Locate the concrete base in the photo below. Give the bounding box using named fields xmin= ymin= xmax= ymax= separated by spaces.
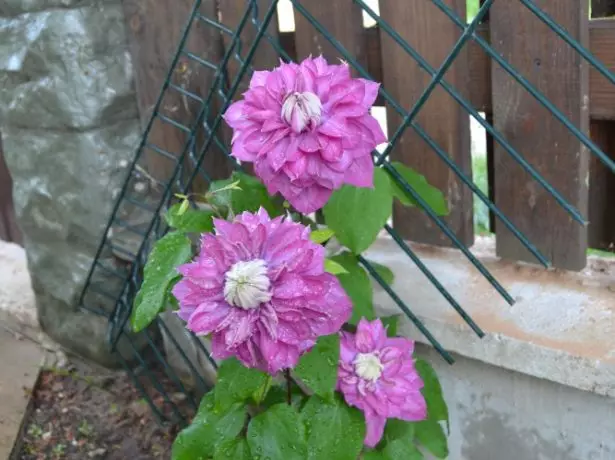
xmin=419 ymin=344 xmax=615 ymax=460
xmin=0 ymin=326 xmax=42 ymax=460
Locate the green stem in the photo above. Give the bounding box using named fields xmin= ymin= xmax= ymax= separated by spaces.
xmin=284 ymin=369 xmax=292 ymax=405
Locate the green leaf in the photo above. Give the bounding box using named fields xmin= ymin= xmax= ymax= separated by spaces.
xmin=330 ymin=252 xmax=375 ymax=324
xmin=166 ymin=203 xmax=215 ymax=233
xmin=301 ymin=396 xmax=366 ymax=460
xmin=310 ymin=227 xmax=335 ymax=244
xmin=380 ymin=316 xmax=400 ymax=337
xmin=324 ymin=258 xmax=348 ymax=275
xmin=247 ymin=403 xmax=307 ymax=460
xmin=390 ymin=162 xmax=448 ymax=216
xmin=209 ymin=172 xmax=283 ymax=217
xmin=384 ymin=418 xmax=415 ymax=442
xmin=213 ymin=438 xmax=251 ymax=460
xmin=382 ymin=439 xmax=424 ymax=460
xmin=414 ymin=420 xmax=448 ymax=459
xmin=261 ymin=384 xmax=307 ymax=410
xmin=215 ymin=358 xmax=271 ymax=410
xmin=178 ymin=199 xmax=189 ymax=215
xmin=294 ymin=334 xmax=339 ymax=400
xmin=368 ymin=260 xmax=395 ymax=285
xmin=364 ymin=420 xmax=423 ymax=460
xmin=172 ymin=393 xmax=247 ymax=460
xmin=415 ymin=359 xmax=448 ymax=426
xmin=131 ymin=232 xmax=192 ymax=332
xmin=323 ymin=168 xmax=393 ymax=254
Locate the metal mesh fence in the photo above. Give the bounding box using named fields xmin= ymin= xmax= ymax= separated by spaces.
xmin=78 ymin=0 xmax=615 ymax=424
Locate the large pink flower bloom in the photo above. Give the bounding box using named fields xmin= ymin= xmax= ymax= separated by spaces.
xmin=172 ymin=208 xmax=352 ymax=374
xmin=223 ymin=56 xmax=387 ymax=213
xmin=338 ymin=318 xmax=427 ymax=447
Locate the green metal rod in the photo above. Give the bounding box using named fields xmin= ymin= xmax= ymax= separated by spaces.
xmin=359 ymin=256 xmax=455 ymax=364
xmin=431 ymin=0 xmax=615 ymax=175
xmin=357 ymin=0 xmax=583 ymax=230
xmin=374 ymin=0 xmax=493 ymax=166
xmin=291 ymin=0 xmax=514 ymax=305
xmin=383 ymin=224 xmax=485 ymax=338
xmin=520 ymin=0 xmax=615 ymax=87
xmin=77 ymin=0 xmax=206 ymax=307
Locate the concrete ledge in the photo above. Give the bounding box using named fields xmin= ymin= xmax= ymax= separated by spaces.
xmin=365 ymin=236 xmax=615 ymax=398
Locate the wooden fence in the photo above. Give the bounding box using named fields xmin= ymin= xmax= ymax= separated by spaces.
xmin=4 ymin=0 xmax=611 ymax=271
xmin=121 ymin=0 xmax=615 ymax=272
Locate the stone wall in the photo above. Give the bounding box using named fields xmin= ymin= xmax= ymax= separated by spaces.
xmin=0 ymin=0 xmax=140 ymax=365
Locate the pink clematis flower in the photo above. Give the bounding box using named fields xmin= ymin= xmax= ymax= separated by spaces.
xmin=223 ymin=56 xmax=387 ymax=213
xmin=172 ymin=208 xmax=352 ymax=374
xmin=337 ymin=318 xmax=427 ymax=447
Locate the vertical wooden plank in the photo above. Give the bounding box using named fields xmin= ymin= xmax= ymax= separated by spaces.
xmin=588 ymin=2 xmax=615 ymax=251
xmin=122 ymin=0 xmax=232 ymax=187
xmin=0 ymin=136 xmax=22 ymax=245
xmin=379 ymin=0 xmax=474 ymax=247
xmin=588 ymin=121 xmax=615 ymax=250
xmin=217 ymin=1 xmax=280 ymax=176
xmin=219 ymin=0 xmax=280 ymax=84
xmin=490 ymin=2 xmax=589 ymax=270
xmin=293 ymin=0 xmax=366 ymax=68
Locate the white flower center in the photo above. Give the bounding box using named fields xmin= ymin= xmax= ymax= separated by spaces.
xmin=224 ymin=259 xmax=272 ymax=309
xmin=281 ymin=91 xmax=322 ymax=133
xmin=354 ymin=352 xmax=384 ymax=382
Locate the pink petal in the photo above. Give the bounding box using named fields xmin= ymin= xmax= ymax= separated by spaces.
xmin=187 ymin=303 xmax=230 ymax=335
xmin=286 ymin=184 xmax=332 ymax=214
xmin=360 ymin=79 xmax=380 ymax=109
xmin=318 ymin=116 xmax=347 ymax=138
xmin=250 ymin=70 xmax=270 ymax=88
xmin=363 ymin=411 xmax=386 ymax=448
xmin=343 ymin=155 xmax=374 ymax=188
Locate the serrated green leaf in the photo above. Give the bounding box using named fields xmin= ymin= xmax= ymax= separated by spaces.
xmin=166 ymin=203 xmax=215 ymax=233
xmin=294 ymin=334 xmax=339 ymax=400
xmin=215 ymin=358 xmax=271 ymax=410
xmin=247 ymin=403 xmax=307 ymax=460
xmin=131 ymin=232 xmax=192 ymax=332
xmin=368 ymin=260 xmax=395 ymax=285
xmin=213 ymin=438 xmax=251 ymax=460
xmin=323 ymin=168 xmax=393 ymax=254
xmin=310 ymin=227 xmax=335 ymax=244
xmin=380 ymin=316 xmax=400 ymax=337
xmin=209 ymin=172 xmax=283 ymax=217
xmin=301 ymin=396 xmax=365 ymax=460
xmin=330 ymin=252 xmax=375 ymax=324
xmin=415 ymin=419 xmax=448 ymax=458
xmin=324 ymin=258 xmax=348 ymax=275
xmin=415 ymin=359 xmax=448 ymax=427
xmin=172 ymin=393 xmax=246 ymax=460
xmin=389 ymin=162 xmax=448 ymax=216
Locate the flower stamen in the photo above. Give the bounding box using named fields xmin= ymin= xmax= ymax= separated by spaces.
xmin=281 ymin=91 xmax=322 ymax=133
xmin=354 ymin=352 xmax=384 ymax=382
xmin=224 ymin=259 xmax=272 ymax=309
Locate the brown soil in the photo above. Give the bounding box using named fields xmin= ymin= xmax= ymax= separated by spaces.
xmin=15 ymin=360 xmax=194 ymax=460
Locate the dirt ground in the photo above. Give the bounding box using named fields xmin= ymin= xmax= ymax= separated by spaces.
xmin=15 ymin=360 xmax=193 ymax=460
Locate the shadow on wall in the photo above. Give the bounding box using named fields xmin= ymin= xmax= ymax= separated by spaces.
xmin=0 ymin=137 xmax=22 ymax=245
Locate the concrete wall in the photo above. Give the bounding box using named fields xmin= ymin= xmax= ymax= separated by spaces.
xmin=419 ymin=345 xmax=615 ymax=460
xmin=367 ymin=236 xmax=615 ymax=459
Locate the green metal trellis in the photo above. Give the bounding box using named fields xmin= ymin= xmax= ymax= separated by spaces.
xmin=78 ymin=0 xmax=615 ymax=424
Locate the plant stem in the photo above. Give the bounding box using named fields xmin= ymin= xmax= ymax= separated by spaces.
xmin=284 ymin=369 xmax=292 ymax=405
